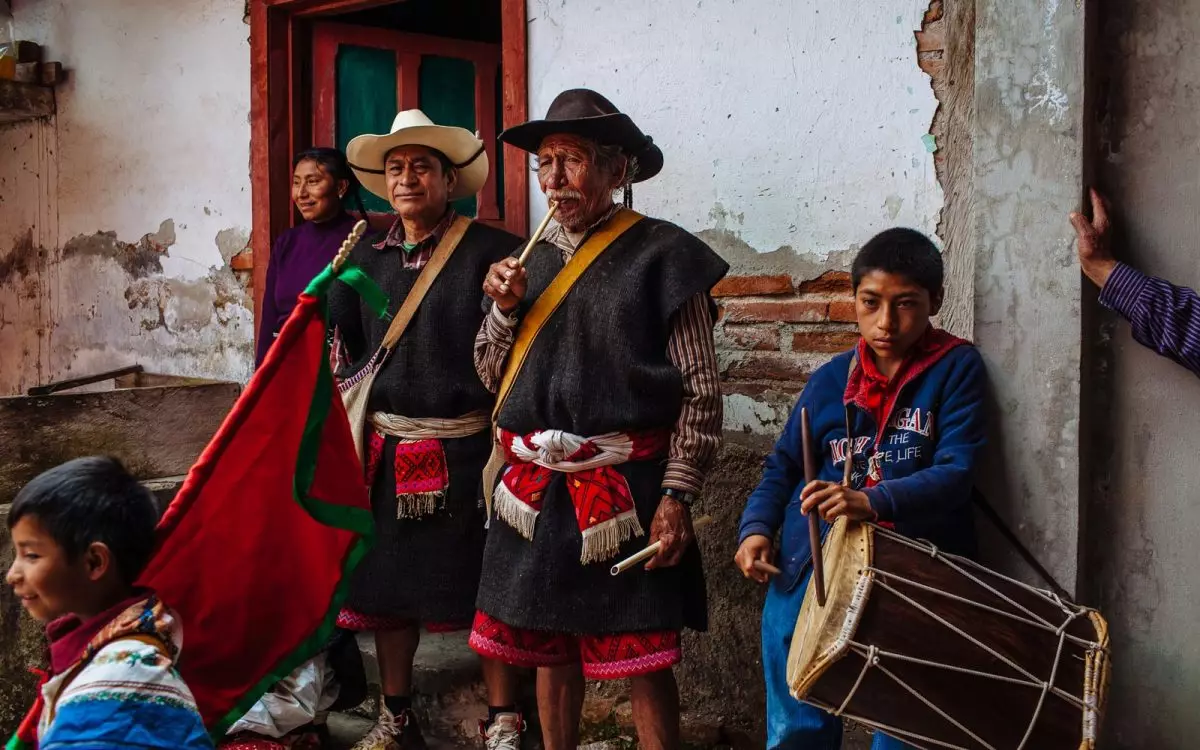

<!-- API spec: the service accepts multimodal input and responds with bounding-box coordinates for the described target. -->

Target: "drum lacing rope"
[864,574,1088,710]
[1014,610,1082,750]
[875,524,1090,630]
[863,568,1099,651]
[832,645,879,717]
[821,524,1108,750]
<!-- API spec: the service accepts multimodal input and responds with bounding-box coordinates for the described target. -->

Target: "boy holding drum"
[735,228,989,749]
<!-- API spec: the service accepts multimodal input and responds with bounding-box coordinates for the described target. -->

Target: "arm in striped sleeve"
[1100,262,1200,376]
[473,302,518,393]
[663,293,724,496]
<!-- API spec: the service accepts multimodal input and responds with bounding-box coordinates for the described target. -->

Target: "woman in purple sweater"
[256,147,367,367]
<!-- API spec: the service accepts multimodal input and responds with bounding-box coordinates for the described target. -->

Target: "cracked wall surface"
[0,0,253,396]
[971,0,1085,598]
[918,0,976,339]
[1085,0,1200,745]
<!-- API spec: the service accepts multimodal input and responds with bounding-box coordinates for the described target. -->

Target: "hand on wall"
[1070,188,1116,289]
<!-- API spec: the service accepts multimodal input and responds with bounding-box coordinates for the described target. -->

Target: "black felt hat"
[499,88,663,183]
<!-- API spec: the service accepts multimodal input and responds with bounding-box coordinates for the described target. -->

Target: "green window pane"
[337,45,397,214]
[418,55,477,217]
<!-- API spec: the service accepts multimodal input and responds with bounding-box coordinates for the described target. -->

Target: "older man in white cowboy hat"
[328,110,526,750]
[471,89,729,750]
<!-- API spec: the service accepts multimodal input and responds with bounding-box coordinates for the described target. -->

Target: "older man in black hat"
[469,89,729,750]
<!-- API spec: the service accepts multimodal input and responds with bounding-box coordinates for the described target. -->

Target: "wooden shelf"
[0,79,55,124]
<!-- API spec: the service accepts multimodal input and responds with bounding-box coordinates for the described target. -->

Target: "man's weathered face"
[536,134,625,232]
[385,145,456,220]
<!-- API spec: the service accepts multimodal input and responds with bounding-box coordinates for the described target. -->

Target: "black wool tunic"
[329,220,522,624]
[475,215,729,634]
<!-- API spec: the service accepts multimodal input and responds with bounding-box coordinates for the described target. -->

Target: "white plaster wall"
[26,0,252,282]
[0,0,253,394]
[526,0,942,260]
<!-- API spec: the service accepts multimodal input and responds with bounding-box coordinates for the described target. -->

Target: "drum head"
[786,518,873,699]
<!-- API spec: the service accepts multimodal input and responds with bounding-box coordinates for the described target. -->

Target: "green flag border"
[209,267,381,740]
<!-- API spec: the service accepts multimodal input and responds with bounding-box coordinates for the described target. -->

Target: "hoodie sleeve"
[864,347,987,523]
[737,384,813,544]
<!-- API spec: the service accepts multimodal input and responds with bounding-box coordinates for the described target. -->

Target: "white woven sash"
[506,429,634,472]
[371,410,490,441]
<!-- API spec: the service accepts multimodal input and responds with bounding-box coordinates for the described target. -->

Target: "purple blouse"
[256,212,359,367]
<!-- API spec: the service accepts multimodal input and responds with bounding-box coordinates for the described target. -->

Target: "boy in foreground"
[5,456,212,749]
[735,228,988,749]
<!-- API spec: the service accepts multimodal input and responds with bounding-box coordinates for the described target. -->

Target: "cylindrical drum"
[787,519,1110,749]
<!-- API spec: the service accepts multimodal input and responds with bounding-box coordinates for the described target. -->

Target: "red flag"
[137,289,372,736]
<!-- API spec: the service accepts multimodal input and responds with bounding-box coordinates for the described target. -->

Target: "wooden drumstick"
[801,407,827,607]
[752,559,781,577]
[331,220,369,273]
[610,515,714,576]
[515,201,559,266]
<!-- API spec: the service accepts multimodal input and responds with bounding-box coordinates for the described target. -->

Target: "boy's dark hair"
[7,456,159,584]
[851,228,944,295]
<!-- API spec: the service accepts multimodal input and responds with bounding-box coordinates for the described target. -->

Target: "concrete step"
[340,631,492,746]
[336,630,874,749]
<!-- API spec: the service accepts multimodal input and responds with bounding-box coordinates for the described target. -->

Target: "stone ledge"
[0,79,54,125]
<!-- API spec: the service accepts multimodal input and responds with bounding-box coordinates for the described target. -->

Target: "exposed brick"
[711,274,793,298]
[229,250,254,271]
[796,271,852,295]
[721,299,828,324]
[791,329,860,354]
[922,0,943,24]
[828,299,858,323]
[724,353,813,382]
[915,19,944,52]
[722,324,780,351]
[721,381,772,398]
[918,54,946,77]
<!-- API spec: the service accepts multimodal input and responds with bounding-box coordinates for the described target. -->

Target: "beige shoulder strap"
[481,208,644,512]
[380,215,472,352]
[492,208,645,418]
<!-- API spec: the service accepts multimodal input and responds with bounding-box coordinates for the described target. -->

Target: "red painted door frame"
[310,23,503,223]
[248,0,529,332]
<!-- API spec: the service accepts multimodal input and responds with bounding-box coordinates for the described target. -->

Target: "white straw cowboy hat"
[347,109,488,202]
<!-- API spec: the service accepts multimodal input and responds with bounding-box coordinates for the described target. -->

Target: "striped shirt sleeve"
[473,302,518,393]
[1099,262,1200,377]
[663,293,724,495]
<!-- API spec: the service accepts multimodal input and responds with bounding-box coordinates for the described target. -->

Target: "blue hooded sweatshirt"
[738,331,988,592]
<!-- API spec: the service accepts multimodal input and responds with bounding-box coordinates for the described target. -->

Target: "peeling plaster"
[0,230,40,284]
[214,227,249,266]
[62,220,175,278]
[0,0,253,396]
[527,0,944,261]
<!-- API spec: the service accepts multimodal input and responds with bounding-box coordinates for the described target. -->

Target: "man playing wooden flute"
[471,88,729,750]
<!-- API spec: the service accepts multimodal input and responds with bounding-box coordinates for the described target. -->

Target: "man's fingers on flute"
[645,533,680,570]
